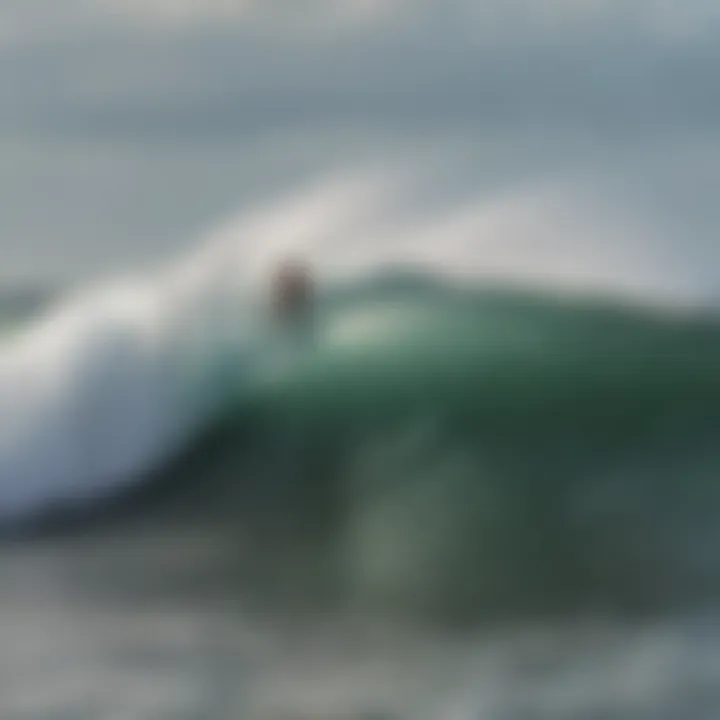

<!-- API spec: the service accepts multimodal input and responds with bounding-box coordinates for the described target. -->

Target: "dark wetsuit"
[271,260,314,339]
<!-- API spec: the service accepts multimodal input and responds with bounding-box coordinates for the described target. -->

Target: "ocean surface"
[3,193,720,719]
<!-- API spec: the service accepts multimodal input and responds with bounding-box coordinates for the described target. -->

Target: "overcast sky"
[2,0,720,299]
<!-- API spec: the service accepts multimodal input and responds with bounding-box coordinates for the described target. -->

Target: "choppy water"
[3,526,720,718]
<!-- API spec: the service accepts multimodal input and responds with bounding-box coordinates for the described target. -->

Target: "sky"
[2,0,720,302]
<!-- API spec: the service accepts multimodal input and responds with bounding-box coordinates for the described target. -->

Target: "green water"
[100,279,720,621]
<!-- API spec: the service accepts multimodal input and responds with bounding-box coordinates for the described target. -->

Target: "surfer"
[270,257,314,332]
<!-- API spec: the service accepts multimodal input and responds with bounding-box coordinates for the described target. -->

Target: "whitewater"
[3,169,720,718]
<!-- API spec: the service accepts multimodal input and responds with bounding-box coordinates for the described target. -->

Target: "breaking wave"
[3,171,720,619]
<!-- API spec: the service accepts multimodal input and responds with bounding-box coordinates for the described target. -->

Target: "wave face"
[151,277,720,618]
[6,272,720,618]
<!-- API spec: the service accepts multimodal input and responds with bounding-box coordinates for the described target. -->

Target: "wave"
[3,173,720,619]
[11,270,720,616]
